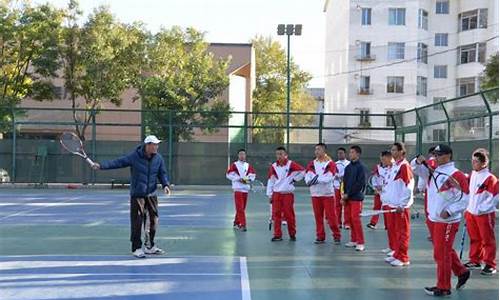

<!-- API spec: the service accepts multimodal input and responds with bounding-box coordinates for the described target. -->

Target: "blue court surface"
[0,188,498,300]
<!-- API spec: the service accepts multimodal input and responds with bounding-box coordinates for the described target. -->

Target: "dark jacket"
[343,159,366,201]
[100,145,169,197]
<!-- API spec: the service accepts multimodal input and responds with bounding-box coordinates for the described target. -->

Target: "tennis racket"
[249,180,272,230]
[60,132,96,167]
[432,171,464,204]
[360,209,397,217]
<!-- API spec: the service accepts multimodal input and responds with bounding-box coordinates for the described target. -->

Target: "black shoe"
[424,287,451,297]
[344,225,350,230]
[464,261,482,270]
[481,265,497,276]
[334,239,341,245]
[366,223,376,230]
[290,236,296,241]
[314,239,325,244]
[271,236,283,242]
[239,226,247,232]
[456,270,470,290]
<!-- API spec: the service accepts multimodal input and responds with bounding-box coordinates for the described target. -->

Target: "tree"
[136,27,230,141]
[481,52,499,104]
[0,0,65,133]
[60,2,147,140]
[251,36,316,143]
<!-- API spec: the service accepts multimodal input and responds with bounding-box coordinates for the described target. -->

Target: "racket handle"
[85,157,96,167]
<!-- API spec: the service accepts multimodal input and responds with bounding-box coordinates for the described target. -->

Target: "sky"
[33,0,326,87]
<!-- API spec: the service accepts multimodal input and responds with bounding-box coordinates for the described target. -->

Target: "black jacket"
[343,159,366,201]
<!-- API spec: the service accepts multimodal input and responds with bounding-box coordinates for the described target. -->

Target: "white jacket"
[266,159,305,197]
[333,159,349,189]
[226,160,256,193]
[384,159,414,208]
[467,168,499,215]
[305,159,336,197]
[371,164,392,205]
[425,162,470,223]
[410,157,437,192]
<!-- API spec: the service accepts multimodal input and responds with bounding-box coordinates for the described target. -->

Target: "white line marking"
[240,256,252,300]
[0,196,83,221]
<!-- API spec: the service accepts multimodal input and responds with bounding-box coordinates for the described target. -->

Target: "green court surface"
[0,187,498,300]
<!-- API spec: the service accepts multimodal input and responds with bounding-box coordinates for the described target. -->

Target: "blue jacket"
[100,145,170,197]
[343,159,366,201]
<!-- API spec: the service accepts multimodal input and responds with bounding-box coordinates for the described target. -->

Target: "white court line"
[240,257,252,300]
[0,273,241,277]
[0,196,83,221]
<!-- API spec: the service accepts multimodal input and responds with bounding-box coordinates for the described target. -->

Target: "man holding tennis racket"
[383,142,414,267]
[305,143,341,244]
[366,150,392,230]
[226,149,256,232]
[92,135,171,258]
[464,148,498,276]
[418,144,470,297]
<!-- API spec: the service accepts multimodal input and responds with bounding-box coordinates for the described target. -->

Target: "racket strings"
[61,133,83,153]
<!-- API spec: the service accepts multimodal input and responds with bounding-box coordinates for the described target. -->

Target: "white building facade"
[324,0,499,143]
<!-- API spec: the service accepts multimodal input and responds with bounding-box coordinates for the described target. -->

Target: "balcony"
[355,54,376,61]
[358,87,373,95]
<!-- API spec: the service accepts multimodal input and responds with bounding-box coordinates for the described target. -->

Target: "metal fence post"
[243,111,248,150]
[91,111,97,184]
[319,112,324,143]
[168,110,173,183]
[11,106,16,182]
[480,90,493,169]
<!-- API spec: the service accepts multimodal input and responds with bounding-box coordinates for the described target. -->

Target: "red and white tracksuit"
[384,159,414,263]
[369,164,390,226]
[226,160,256,227]
[411,157,438,239]
[267,159,305,238]
[425,162,469,290]
[305,159,341,241]
[334,159,350,227]
[465,168,499,268]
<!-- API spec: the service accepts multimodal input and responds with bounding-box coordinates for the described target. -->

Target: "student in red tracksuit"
[334,147,350,229]
[226,149,256,232]
[366,151,392,230]
[305,143,341,244]
[411,147,438,241]
[267,146,305,241]
[419,144,470,297]
[384,142,414,267]
[464,148,499,276]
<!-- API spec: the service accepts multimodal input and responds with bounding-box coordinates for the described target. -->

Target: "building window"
[389,8,406,25]
[434,65,448,79]
[359,109,371,127]
[436,0,449,14]
[433,129,446,142]
[457,77,477,96]
[387,76,404,93]
[433,97,446,110]
[417,76,427,96]
[458,43,486,64]
[459,9,488,32]
[359,76,371,94]
[361,8,371,25]
[359,41,371,58]
[418,9,428,30]
[388,42,405,60]
[386,110,403,127]
[435,33,448,46]
[417,43,428,64]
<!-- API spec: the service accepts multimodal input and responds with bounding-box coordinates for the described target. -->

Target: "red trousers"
[272,193,296,238]
[432,222,468,290]
[393,208,411,263]
[233,191,248,227]
[424,192,434,239]
[346,200,364,244]
[335,189,351,227]
[312,196,341,240]
[465,211,497,268]
[369,194,382,225]
[383,205,397,251]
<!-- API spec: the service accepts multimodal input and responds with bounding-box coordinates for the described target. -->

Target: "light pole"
[277,24,302,150]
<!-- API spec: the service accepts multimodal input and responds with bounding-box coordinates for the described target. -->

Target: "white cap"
[144,135,161,144]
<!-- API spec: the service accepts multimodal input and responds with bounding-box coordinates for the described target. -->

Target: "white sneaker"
[381,248,392,254]
[386,250,395,257]
[345,241,357,248]
[390,259,410,267]
[355,244,365,251]
[132,248,146,258]
[144,246,165,255]
[385,256,396,263]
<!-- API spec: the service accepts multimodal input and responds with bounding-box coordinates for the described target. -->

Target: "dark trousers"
[130,196,159,252]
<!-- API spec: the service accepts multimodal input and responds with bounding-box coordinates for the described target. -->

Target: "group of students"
[226,142,498,298]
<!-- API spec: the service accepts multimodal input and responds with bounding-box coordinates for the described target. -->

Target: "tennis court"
[0,187,497,300]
